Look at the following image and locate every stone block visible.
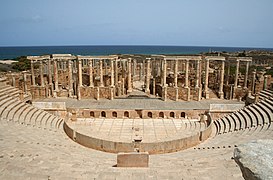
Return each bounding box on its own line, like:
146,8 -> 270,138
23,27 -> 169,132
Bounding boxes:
234,139 -> 273,180
117,152 -> 149,167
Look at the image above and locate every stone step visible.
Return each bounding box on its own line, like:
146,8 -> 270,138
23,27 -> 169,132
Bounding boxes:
237,111 -> 248,129
244,107 -> 257,127
0,86 -> 13,94
0,98 -> 19,119
255,103 -> 271,126
250,104 -> 264,126
2,100 -> 22,121
15,104 -> 32,124
8,102 -> 26,121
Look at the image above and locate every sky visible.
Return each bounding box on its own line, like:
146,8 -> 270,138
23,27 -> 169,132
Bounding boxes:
0,0 -> 273,48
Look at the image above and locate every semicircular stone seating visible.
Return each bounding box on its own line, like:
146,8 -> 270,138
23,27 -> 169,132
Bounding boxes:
0,79 -> 253,179
196,89 -> 273,150
0,83 -> 63,129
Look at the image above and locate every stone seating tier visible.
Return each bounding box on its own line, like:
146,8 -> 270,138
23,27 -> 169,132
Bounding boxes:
0,85 -> 63,130
214,93 -> 273,136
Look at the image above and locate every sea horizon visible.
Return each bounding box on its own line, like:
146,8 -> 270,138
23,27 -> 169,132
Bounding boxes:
0,45 -> 273,60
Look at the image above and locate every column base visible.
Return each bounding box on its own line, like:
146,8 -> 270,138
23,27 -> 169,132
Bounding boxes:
232,87 -> 237,100
77,87 -> 81,100
219,91 -> 224,99
96,87 -> 100,100
127,88 -> 133,93
162,87 -> 167,101
110,87 -> 115,100
145,89 -> 150,95
205,91 -> 210,99
122,78 -> 125,95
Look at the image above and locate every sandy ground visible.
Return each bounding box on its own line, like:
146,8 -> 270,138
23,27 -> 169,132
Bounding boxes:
0,60 -> 17,64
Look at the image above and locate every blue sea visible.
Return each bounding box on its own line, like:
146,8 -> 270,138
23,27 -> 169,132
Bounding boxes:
0,45 -> 272,60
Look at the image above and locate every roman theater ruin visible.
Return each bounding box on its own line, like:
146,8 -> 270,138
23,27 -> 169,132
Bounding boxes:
0,53 -> 273,179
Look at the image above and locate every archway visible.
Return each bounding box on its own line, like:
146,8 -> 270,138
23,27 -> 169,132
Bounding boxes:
124,111 -> 129,118
101,111 -> 106,118
112,111 -> 117,118
148,112 -> 153,118
159,112 -> 164,118
181,112 -> 186,118
170,112 -> 175,118
90,111 -> 94,117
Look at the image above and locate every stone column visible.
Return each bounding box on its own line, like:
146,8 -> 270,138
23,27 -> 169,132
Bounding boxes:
174,60 -> 178,87
185,60 -> 189,88
68,60 -> 73,97
77,59 -> 82,87
77,59 -> 82,100
204,59 -> 210,99
132,59 -> 136,78
153,78 -> 156,96
31,60 -> 36,86
110,59 -> 114,87
263,75 -> 268,90
162,59 -> 167,101
234,59 -> 240,88
23,71 -> 27,93
160,60 -> 164,84
139,63 -> 143,80
251,70 -> 256,94
244,61 -> 249,88
99,59 -> 104,87
219,60 -> 225,99
39,61 -> 44,87
127,58 -> 133,93
226,61 -> 230,85
195,60 -> 200,88
185,60 -> 191,101
89,59 -> 94,87
110,59 -> 115,100
163,59 -> 167,87
174,60 -> 179,101
104,60 -> 107,75
53,59 -> 59,91
115,58 -> 118,85
145,58 -> 151,94
195,60 -> 201,101
47,58 -> 53,97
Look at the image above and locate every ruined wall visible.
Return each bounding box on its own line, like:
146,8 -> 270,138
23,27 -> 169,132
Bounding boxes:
178,88 -> 188,101
80,87 -> 96,99
166,87 -> 176,101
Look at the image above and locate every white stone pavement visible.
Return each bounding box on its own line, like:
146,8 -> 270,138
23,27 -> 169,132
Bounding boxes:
36,97 -> 244,110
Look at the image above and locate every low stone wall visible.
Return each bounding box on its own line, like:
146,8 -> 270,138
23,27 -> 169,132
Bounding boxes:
63,117 -> 212,154
33,101 -> 67,119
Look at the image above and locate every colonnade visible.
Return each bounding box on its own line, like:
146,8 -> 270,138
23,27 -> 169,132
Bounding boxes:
27,54 -> 254,101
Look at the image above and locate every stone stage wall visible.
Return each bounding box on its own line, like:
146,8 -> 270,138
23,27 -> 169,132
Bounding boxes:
67,108 -> 206,120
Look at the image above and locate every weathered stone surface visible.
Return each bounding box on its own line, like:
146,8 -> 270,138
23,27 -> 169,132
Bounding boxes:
117,152 -> 149,167
234,139 -> 273,180
32,102 -> 66,110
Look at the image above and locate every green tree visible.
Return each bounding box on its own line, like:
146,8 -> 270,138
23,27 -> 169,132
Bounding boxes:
12,56 -> 30,71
